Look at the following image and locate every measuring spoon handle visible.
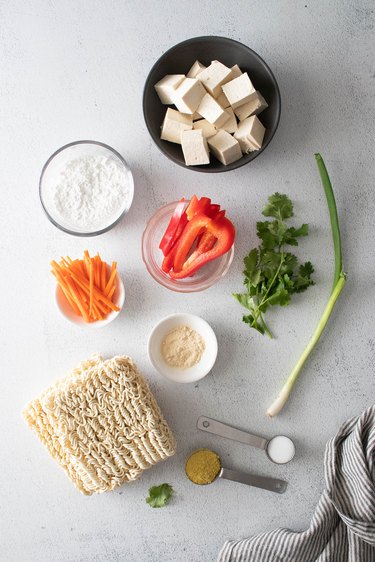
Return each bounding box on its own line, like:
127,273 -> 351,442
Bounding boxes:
197,416 -> 268,450
219,467 -> 287,494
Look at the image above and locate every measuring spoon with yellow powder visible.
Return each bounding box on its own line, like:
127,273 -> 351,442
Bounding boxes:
185,449 -> 287,494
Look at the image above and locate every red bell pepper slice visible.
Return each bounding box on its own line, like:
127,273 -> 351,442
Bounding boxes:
186,210 -> 228,267
161,215 -> 189,271
185,195 -> 199,220
186,196 -> 211,220
173,214 -> 213,273
211,209 -> 225,221
196,229 -> 217,253
195,208 -> 225,246
172,211 -> 188,243
159,198 -> 187,256
161,243 -> 178,273
205,203 -> 221,218
170,216 -> 235,279
198,197 -> 212,213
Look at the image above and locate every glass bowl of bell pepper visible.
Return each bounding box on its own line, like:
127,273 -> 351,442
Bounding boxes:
142,196 -> 235,293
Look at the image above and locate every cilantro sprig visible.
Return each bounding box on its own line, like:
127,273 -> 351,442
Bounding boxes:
146,483 -> 173,508
233,193 -> 314,338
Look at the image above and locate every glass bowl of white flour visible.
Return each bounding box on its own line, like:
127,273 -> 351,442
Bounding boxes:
39,140 -> 134,236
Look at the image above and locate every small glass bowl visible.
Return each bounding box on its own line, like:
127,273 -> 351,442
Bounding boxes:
142,201 -> 234,293
39,140 -> 134,236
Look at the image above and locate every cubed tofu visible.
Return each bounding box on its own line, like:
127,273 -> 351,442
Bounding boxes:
173,78 -> 206,114
234,91 -> 268,121
196,61 -> 233,98
187,60 -> 206,79
207,130 -> 242,165
160,108 -> 193,144
212,62 -> 242,82
181,129 -> 210,166
222,72 -> 256,109
216,90 -> 231,108
193,118 -> 217,138
154,74 -> 185,104
234,115 -> 265,153
197,93 -> 229,128
230,64 -> 242,79
221,107 -> 238,134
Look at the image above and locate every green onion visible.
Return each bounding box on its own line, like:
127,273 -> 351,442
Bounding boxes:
267,154 -> 347,417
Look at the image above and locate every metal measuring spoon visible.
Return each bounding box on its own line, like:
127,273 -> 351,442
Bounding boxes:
197,416 -> 296,465
185,449 -> 287,494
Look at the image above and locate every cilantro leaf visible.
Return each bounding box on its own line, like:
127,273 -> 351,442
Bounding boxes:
233,293 -> 254,311
243,248 -> 262,286
299,261 -> 314,277
233,193 -> 315,337
257,220 -> 288,249
259,249 -> 283,279
264,288 -> 291,308
257,221 -> 309,249
280,252 -> 298,275
293,262 -> 315,293
287,223 -> 309,238
262,193 -> 294,220
243,314 -> 265,335
146,483 -> 173,508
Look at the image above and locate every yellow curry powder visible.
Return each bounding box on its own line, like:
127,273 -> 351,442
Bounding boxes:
185,449 -> 221,485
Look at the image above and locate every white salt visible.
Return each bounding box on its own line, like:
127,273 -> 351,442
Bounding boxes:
267,435 -> 295,464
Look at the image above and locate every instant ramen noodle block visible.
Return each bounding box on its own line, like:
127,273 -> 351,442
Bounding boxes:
23,355 -> 176,495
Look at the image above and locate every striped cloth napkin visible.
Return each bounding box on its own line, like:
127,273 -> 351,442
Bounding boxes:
218,405 -> 375,562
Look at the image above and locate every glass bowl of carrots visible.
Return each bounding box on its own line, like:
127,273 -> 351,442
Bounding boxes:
142,200 -> 234,293
51,250 -> 125,328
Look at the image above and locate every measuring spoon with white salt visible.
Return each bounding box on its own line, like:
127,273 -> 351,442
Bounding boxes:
197,416 -> 295,465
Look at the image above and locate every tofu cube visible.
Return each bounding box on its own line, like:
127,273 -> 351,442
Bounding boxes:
192,111 -> 202,121
208,130 -> 242,165
196,61 -> 233,98
230,64 -> 243,79
193,118 -> 217,138
212,62 -> 242,82
234,91 -> 268,121
181,129 -> 210,166
160,108 -> 193,144
216,90 -> 231,108
234,115 -> 266,153
173,78 -> 206,114
154,74 -> 185,104
187,60 -> 206,79
221,107 -> 237,134
197,93 -> 229,128
222,72 -> 256,109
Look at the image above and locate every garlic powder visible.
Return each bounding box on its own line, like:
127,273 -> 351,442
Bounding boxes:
161,325 -> 206,369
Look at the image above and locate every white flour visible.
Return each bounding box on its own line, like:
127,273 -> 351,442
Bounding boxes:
52,155 -> 131,231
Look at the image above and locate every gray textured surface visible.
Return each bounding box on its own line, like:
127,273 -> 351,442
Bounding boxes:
1,1 -> 374,561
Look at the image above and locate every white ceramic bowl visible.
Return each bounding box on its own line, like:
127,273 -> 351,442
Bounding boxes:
148,313 -> 218,383
55,273 -> 125,328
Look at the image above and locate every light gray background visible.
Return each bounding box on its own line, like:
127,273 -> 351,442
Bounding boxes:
1,1 -> 374,561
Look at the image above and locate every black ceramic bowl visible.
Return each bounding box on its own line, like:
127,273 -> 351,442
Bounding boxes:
143,36 -> 281,173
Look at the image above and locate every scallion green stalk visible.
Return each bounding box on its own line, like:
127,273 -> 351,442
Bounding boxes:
267,154 -> 346,417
